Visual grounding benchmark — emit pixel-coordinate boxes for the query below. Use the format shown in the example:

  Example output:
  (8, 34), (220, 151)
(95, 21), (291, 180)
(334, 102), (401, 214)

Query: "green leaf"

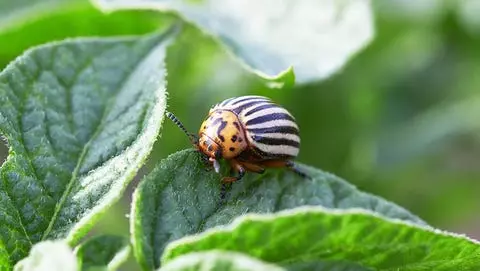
(14, 240), (76, 271)
(92, 0), (374, 83)
(0, 1), (171, 70)
(75, 235), (130, 271)
(0, 25), (177, 265)
(0, 0), (82, 34)
(286, 260), (373, 271)
(159, 251), (285, 271)
(163, 207), (480, 271)
(0, 243), (10, 270)
(131, 149), (424, 270)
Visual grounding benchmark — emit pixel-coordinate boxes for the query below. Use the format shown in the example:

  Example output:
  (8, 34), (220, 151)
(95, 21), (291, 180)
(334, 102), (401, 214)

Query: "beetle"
(166, 95), (305, 183)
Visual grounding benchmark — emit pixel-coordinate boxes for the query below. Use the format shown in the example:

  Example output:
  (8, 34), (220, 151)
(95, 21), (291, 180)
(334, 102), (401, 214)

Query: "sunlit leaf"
(14, 240), (76, 271)
(163, 206), (480, 271)
(93, 0), (374, 83)
(0, 243), (10, 270)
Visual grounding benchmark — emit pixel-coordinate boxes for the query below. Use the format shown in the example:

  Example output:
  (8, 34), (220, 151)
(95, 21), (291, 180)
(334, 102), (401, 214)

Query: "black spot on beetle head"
(231, 135), (238, 142)
(229, 147), (235, 152)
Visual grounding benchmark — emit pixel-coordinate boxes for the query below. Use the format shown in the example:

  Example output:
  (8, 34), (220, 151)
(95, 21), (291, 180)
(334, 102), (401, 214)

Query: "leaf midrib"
(40, 36), (162, 241)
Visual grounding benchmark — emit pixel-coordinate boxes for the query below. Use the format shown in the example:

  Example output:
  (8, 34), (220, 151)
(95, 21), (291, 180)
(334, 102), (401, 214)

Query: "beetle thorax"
(198, 110), (248, 159)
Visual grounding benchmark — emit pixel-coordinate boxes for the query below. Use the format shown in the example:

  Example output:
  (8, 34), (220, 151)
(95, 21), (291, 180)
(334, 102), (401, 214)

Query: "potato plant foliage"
(0, 0), (479, 270)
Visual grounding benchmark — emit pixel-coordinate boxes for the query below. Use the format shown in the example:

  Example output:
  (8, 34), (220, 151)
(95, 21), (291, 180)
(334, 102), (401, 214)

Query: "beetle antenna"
(165, 111), (198, 144)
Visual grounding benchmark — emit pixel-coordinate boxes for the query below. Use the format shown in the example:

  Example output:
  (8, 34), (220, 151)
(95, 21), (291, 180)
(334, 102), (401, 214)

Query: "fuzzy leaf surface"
(131, 149), (423, 270)
(0, 26), (176, 265)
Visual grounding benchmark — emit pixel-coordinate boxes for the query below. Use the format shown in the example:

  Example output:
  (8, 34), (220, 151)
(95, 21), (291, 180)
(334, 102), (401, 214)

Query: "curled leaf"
(93, 0), (375, 83)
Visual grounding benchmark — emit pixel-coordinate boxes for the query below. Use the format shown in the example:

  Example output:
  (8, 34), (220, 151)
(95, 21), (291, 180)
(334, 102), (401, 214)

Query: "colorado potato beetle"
(166, 95), (305, 184)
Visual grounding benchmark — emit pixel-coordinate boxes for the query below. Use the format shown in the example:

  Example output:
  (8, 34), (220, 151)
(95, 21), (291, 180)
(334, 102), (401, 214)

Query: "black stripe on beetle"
(245, 113), (295, 126)
(244, 103), (276, 116)
(251, 146), (295, 159)
(232, 100), (269, 114)
(248, 126), (299, 135)
(253, 135), (300, 147)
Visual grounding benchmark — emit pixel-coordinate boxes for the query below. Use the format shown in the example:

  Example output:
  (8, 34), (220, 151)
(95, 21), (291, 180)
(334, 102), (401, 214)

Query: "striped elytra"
(195, 95), (301, 183)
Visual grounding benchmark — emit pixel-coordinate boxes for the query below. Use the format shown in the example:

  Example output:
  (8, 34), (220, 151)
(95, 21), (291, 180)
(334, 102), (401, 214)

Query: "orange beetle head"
(196, 110), (249, 172)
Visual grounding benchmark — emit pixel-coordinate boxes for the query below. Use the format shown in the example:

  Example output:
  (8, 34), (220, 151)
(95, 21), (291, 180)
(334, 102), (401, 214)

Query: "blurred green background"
(0, 0), (479, 263)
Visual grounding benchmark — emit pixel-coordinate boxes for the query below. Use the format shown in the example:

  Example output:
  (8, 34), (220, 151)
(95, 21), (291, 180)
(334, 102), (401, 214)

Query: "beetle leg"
(221, 170), (245, 183)
(259, 160), (288, 168)
(285, 160), (310, 179)
(222, 160), (245, 183)
(240, 161), (265, 174)
(220, 182), (230, 202)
